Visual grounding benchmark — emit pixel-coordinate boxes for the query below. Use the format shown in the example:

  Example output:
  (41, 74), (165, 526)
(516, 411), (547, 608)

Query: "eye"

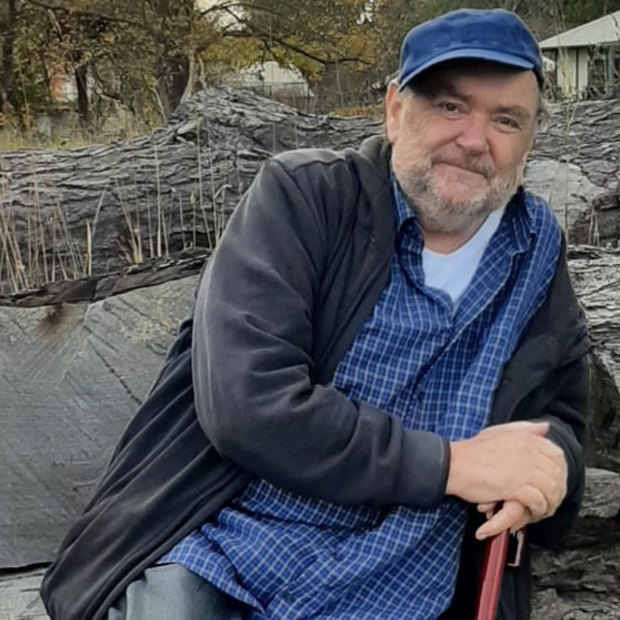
(496, 116), (521, 131)
(435, 100), (463, 116)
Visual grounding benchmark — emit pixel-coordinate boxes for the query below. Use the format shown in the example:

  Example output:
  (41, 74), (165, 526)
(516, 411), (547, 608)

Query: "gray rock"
(524, 159), (605, 244)
(0, 568), (48, 620)
(0, 276), (196, 568)
(580, 468), (620, 519)
(568, 247), (620, 470)
(532, 588), (620, 620)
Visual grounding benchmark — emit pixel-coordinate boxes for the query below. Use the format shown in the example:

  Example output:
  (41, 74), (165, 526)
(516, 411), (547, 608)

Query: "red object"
(475, 530), (510, 620)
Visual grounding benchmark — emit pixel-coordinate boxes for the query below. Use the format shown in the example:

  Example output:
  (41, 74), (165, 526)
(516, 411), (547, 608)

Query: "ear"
(521, 131), (536, 165)
(385, 82), (404, 144)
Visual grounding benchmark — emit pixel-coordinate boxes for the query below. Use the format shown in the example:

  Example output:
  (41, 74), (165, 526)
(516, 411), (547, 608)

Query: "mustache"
(431, 155), (495, 179)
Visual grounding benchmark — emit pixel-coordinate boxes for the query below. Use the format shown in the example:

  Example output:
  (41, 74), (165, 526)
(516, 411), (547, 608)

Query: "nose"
(455, 113), (489, 155)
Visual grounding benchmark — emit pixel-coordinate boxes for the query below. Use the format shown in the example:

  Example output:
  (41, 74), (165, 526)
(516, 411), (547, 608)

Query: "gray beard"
(394, 162), (525, 235)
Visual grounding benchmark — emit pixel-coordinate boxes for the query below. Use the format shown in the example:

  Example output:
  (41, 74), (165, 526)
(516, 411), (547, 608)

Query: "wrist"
(445, 440), (464, 497)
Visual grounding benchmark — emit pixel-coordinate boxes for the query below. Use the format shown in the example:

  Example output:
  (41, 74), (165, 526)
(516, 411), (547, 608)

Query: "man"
(41, 9), (589, 620)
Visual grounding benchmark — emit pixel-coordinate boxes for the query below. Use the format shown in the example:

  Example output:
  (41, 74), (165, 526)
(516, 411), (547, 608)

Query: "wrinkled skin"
(385, 63), (538, 252)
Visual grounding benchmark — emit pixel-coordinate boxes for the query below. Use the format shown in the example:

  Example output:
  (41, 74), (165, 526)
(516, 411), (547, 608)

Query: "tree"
(0, 0), (19, 124)
(2, 0), (617, 133)
(560, 0), (620, 30)
(11, 0), (256, 127)
(0, 0), (56, 128)
(217, 0), (379, 110)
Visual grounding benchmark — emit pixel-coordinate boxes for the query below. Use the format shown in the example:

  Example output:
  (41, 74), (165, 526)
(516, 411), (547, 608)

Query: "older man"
(42, 9), (588, 620)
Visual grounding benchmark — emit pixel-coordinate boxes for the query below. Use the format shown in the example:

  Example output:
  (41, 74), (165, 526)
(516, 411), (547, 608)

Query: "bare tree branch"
(22, 0), (144, 28)
(223, 29), (369, 66)
(198, 1), (282, 20)
(219, 6), (370, 67)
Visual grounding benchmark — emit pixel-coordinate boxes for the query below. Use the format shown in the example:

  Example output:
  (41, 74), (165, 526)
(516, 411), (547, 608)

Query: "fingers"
(477, 501), (497, 521)
(447, 422), (568, 508)
(513, 484), (548, 521)
(508, 510), (531, 534)
(477, 470), (565, 528)
(523, 454), (567, 519)
(476, 500), (529, 540)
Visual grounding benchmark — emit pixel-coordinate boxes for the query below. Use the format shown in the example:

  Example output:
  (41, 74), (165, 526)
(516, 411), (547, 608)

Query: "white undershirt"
(422, 207), (505, 305)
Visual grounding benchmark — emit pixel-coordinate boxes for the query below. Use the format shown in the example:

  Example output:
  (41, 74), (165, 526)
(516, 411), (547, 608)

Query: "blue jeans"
(107, 564), (246, 620)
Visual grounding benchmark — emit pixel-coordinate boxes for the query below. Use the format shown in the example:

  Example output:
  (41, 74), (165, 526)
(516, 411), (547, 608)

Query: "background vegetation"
(0, 0), (619, 146)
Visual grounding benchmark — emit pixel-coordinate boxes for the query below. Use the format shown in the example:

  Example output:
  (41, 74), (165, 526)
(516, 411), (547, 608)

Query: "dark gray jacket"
(41, 137), (590, 620)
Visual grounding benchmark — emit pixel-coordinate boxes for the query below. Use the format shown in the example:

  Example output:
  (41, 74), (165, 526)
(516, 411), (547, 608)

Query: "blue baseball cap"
(397, 9), (543, 90)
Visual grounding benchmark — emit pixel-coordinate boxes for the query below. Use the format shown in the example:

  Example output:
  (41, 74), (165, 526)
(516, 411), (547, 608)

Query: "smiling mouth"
(435, 161), (489, 179)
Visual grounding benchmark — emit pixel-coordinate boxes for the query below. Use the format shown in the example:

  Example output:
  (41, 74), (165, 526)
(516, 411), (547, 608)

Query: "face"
(385, 63), (539, 235)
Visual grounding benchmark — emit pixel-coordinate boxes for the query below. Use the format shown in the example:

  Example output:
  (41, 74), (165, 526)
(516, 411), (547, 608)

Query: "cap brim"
(398, 48), (536, 91)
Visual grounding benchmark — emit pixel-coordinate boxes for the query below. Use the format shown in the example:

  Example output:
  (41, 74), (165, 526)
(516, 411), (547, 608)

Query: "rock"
(0, 276), (197, 568)
(568, 247), (620, 470)
(580, 468), (620, 519)
(532, 99), (620, 246)
(0, 86), (381, 297)
(0, 568), (49, 620)
(532, 588), (620, 620)
(531, 468), (620, 619)
(524, 159), (604, 244)
(1, 90), (619, 297)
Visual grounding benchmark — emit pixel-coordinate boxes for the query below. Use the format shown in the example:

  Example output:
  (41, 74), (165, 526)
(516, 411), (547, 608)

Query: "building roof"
(540, 10), (620, 49)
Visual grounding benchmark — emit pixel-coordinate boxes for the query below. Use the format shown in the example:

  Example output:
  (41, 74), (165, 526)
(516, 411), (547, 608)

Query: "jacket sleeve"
(508, 252), (590, 548)
(526, 352), (589, 547)
(191, 157), (449, 509)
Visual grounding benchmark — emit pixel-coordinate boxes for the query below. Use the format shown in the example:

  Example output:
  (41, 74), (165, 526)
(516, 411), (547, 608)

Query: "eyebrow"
(426, 84), (533, 122)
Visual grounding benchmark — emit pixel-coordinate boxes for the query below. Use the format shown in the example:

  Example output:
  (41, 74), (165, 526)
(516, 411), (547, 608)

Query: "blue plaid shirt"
(161, 181), (561, 619)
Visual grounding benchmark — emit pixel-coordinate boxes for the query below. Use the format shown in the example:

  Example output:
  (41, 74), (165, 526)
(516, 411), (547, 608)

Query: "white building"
(227, 61), (312, 99)
(540, 11), (620, 99)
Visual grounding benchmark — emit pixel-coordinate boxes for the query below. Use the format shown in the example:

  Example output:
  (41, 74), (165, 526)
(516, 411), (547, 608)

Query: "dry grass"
(0, 129), (109, 153)
(0, 115), (160, 154)
(328, 105), (383, 119)
(0, 197), (86, 294)
(0, 136), (227, 297)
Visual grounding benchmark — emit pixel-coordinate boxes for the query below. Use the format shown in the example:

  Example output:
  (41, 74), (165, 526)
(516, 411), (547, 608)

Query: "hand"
(446, 421), (567, 519)
(474, 500), (530, 540)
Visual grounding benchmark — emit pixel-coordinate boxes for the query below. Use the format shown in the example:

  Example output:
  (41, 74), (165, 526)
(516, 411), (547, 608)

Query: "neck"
(422, 217), (487, 254)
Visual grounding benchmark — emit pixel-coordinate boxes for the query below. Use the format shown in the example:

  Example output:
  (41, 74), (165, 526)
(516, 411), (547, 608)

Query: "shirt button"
(417, 391), (425, 403)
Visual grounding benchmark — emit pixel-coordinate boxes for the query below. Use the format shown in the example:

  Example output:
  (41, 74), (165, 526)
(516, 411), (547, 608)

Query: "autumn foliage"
(0, 0), (618, 134)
